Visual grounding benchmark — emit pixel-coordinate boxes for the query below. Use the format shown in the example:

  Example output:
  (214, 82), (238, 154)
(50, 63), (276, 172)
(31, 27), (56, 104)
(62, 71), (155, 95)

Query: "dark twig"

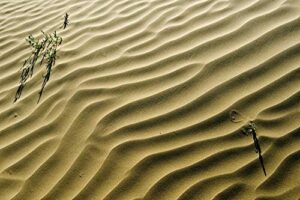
(14, 83), (25, 102)
(259, 154), (267, 176)
(37, 68), (51, 103)
(242, 121), (267, 176)
(63, 13), (69, 29)
(14, 66), (30, 102)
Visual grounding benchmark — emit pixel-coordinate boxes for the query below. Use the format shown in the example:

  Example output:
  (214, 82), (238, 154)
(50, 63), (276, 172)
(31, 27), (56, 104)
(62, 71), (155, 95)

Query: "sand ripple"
(0, 0), (300, 199)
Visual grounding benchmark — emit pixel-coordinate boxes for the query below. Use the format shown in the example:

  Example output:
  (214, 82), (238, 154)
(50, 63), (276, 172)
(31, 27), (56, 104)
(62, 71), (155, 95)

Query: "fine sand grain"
(0, 0), (300, 199)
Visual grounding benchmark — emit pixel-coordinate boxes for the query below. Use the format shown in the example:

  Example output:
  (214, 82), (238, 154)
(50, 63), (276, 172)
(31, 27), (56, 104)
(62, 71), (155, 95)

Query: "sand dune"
(0, 0), (300, 199)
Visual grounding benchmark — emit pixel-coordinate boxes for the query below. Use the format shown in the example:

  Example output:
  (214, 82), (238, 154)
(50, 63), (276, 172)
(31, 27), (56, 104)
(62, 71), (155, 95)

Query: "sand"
(0, 0), (300, 199)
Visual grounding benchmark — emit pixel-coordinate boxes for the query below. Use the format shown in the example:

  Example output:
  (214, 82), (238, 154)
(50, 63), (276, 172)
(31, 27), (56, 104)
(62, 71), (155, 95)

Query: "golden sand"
(0, 0), (300, 199)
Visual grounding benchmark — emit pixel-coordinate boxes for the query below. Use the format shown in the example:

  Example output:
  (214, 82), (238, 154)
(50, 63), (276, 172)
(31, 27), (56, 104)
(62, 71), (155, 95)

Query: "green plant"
(15, 30), (63, 103)
(38, 31), (62, 103)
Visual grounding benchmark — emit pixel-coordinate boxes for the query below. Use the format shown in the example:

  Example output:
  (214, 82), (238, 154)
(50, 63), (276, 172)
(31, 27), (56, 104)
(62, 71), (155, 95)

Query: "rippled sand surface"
(0, 0), (300, 199)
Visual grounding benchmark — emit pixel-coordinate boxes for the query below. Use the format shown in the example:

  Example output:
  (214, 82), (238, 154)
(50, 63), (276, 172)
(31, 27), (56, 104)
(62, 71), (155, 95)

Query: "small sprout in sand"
(241, 121), (267, 176)
(229, 110), (267, 176)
